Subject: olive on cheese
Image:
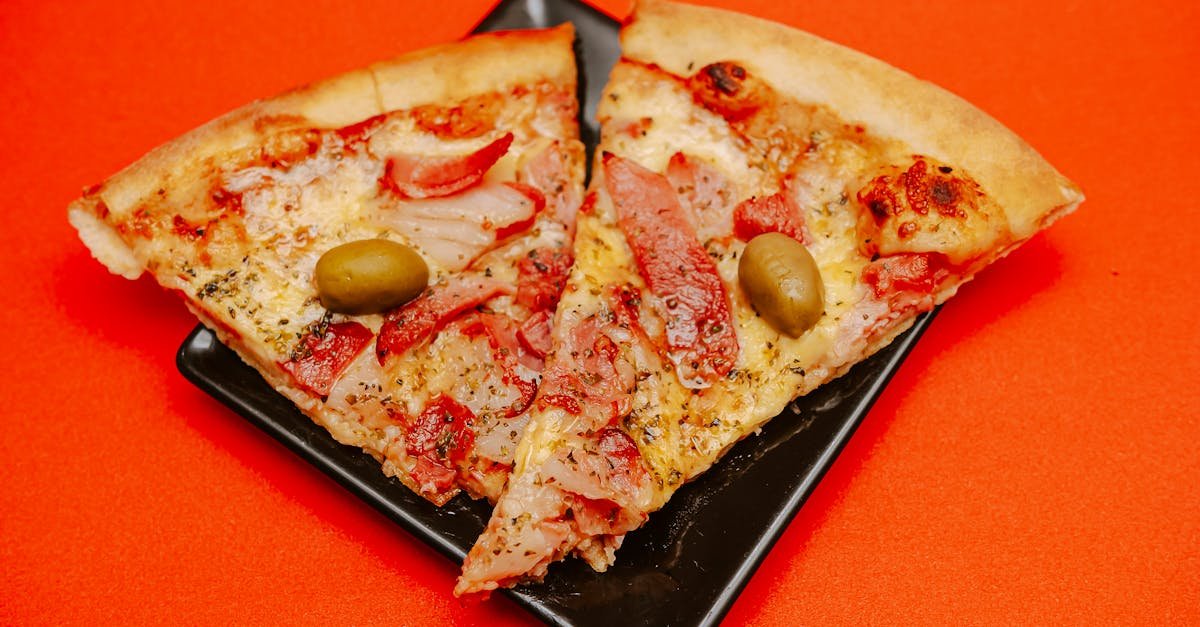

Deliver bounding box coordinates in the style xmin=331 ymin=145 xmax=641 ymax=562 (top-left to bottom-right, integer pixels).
xmin=315 ymin=239 xmax=429 ymax=315
xmin=738 ymin=232 xmax=825 ymax=337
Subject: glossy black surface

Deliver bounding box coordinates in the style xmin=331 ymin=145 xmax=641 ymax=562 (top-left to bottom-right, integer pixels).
xmin=474 ymin=0 xmax=617 ymax=165
xmin=177 ymin=1 xmax=938 ymax=624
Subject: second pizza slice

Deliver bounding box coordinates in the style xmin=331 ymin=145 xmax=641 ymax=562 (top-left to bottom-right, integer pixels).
xmin=456 ymin=0 xmax=1082 ymax=594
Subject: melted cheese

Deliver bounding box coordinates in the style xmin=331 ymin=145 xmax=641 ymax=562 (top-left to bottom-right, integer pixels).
xmin=503 ymin=62 xmax=886 ymax=509
xmin=80 ymin=84 xmax=583 ymax=505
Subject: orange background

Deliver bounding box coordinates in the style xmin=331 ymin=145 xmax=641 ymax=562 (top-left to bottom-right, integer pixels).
xmin=2 ymin=0 xmax=1197 ymax=623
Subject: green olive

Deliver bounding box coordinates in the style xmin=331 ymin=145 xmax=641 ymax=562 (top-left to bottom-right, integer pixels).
xmin=315 ymin=239 xmax=429 ymax=314
xmin=738 ymin=232 xmax=825 ymax=337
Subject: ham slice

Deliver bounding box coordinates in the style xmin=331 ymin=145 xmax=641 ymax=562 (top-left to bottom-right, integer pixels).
xmin=664 ymin=151 xmax=736 ymax=242
xmin=383 ymin=133 xmax=513 ymax=199
xmin=375 ymin=182 xmax=543 ymax=272
xmin=603 ymin=152 xmax=739 ymax=388
xmin=519 ymin=141 xmax=581 ymax=231
xmin=456 ymin=285 xmax=657 ymax=596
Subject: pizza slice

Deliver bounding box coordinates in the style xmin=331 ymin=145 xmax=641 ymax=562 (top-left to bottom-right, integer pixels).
xmin=455 ymin=0 xmax=1083 ymax=594
xmin=68 ymin=26 xmax=585 ymax=506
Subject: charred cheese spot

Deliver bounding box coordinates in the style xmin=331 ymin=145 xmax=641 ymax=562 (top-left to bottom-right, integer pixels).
xmin=705 ymin=62 xmax=745 ymax=94
xmin=686 ymin=61 xmax=767 ymax=123
xmin=855 ymin=156 xmax=1010 ymax=264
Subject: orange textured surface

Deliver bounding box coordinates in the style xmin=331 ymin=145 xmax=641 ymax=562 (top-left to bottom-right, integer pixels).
xmin=2 ymin=0 xmax=1198 ymax=623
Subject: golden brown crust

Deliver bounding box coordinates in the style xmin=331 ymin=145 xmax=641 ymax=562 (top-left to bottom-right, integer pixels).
xmin=73 ymin=25 xmax=577 ymax=224
xmin=622 ymin=0 xmax=1082 ymax=238
xmin=371 ymin=26 xmax=577 ymax=112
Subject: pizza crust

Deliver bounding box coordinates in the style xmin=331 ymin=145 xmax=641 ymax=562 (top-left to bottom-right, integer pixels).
xmin=621 ymin=0 xmax=1083 ymax=239
xmin=71 ymin=25 xmax=576 ymax=231
xmin=66 ymin=208 xmax=142 ymax=279
xmin=372 ymin=27 xmax=577 ymax=112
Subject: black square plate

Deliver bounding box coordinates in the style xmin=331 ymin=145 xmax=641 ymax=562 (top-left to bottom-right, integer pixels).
xmin=177 ymin=1 xmax=937 ymax=624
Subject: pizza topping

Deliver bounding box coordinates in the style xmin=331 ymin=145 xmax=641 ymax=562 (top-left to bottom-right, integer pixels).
xmin=861 ymin=252 xmax=948 ymax=297
xmin=171 ymin=215 xmax=216 ymax=241
xmin=410 ymin=457 xmax=458 ymax=496
xmin=738 ymin=233 xmax=825 ymax=337
xmin=664 ymin=152 xmax=735 ymax=242
xmin=116 ymin=207 xmax=156 ymax=238
xmin=376 ymin=275 xmax=512 ymax=363
xmin=314 ymin=239 xmax=429 ymax=315
xmin=618 ymin=116 xmax=654 ymax=138
xmin=856 ymin=156 xmax=1009 ymax=264
xmin=335 ymin=113 xmax=389 ymax=144
xmin=459 ymin=313 xmax=540 ymax=416
xmin=568 ymin=495 xmax=628 ymax=536
xmin=400 ymin=314 xmax=535 ymax=473
xmin=280 ymin=320 xmax=375 ymax=397
xmin=517 ymin=310 xmax=554 ymax=359
xmin=536 ymin=313 xmax=636 ymax=429
xmin=539 ymin=393 xmax=582 ymax=415
xmin=594 ymin=427 xmax=649 ymax=500
xmin=322 ymin=348 xmax=398 ymax=430
xmin=382 ymin=132 xmax=514 ymax=199
xmin=405 ymin=394 xmax=477 ymax=495
xmin=578 ymin=190 xmax=598 ymax=215
xmin=518 ymin=141 xmax=582 ymax=231
xmin=602 ymin=152 xmax=738 ymax=388
xmin=541 ymin=427 xmax=649 ymax=508
xmin=686 ymin=61 xmax=767 ymax=122
xmin=534 ymin=284 xmax=653 ymax=427
xmin=375 ymin=181 xmax=544 ymax=272
xmin=456 ymin=478 xmax=574 ymax=595
xmin=733 ymin=192 xmax=808 ymax=243
xmin=516 ymin=247 xmax=574 ymax=312
xmin=494 ymin=183 xmax=546 ymax=241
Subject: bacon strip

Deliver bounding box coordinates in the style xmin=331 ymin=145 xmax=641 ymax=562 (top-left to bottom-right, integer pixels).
xmin=601 ymin=152 xmax=738 ymax=387
xmin=376 ymin=275 xmax=512 ymax=364
xmin=405 ymin=394 xmax=476 ymax=495
xmin=494 ymin=183 xmax=546 ymax=241
xmin=383 ymin=133 xmax=513 ymax=199
xmin=335 ymin=113 xmax=388 ymax=144
xmin=516 ymin=246 xmax=573 ymax=312
xmin=280 ymin=321 xmax=374 ymax=396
